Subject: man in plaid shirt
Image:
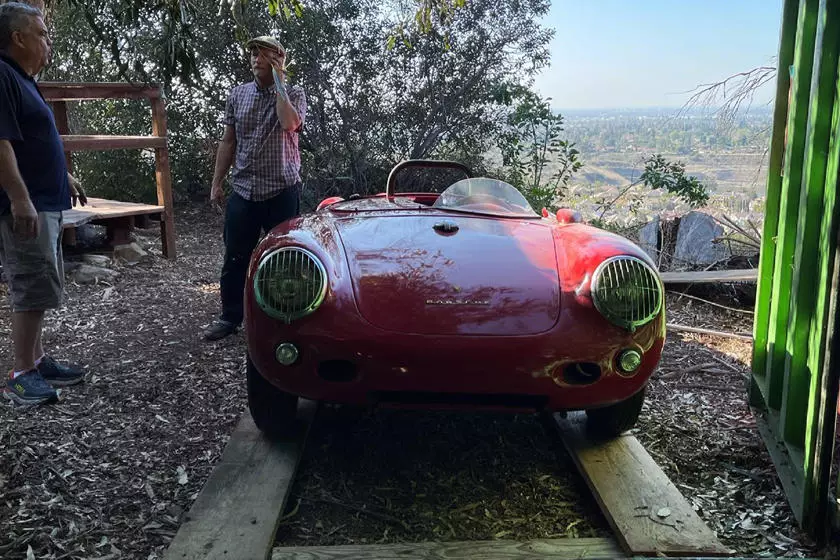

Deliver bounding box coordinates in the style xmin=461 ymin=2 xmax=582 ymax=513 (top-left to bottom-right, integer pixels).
xmin=204 ymin=35 xmax=307 ymax=341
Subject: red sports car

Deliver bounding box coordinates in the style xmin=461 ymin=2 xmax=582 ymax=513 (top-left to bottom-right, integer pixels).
xmin=244 ymin=160 xmax=666 ymax=438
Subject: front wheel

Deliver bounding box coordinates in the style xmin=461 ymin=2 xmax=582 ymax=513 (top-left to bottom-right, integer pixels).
xmin=585 ymin=387 xmax=645 ymax=438
xmin=246 ymin=355 xmax=299 ymax=439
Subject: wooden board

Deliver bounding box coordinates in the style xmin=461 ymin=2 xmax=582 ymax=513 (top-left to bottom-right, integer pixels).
xmin=63 ymin=198 xmax=165 ymax=229
xmin=552 ymin=414 xmax=733 ymax=557
xmin=271 ymin=537 xmax=623 ymax=559
xmin=61 ymin=135 xmax=167 ymax=151
xmin=754 ymin=409 xmax=805 ymax=523
xmin=151 ymin=97 xmax=177 ymax=259
xmin=41 ymin=82 xmax=161 ymax=100
xmin=666 ymin=323 xmax=753 ymax=342
xmin=164 ymin=401 xmax=318 ymax=560
xmin=659 ymin=269 xmax=758 ymax=285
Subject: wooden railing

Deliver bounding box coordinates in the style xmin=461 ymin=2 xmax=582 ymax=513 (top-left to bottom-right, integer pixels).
xmin=40 ymin=82 xmax=177 ymax=259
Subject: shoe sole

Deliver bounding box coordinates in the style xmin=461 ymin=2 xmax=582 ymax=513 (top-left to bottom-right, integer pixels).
xmin=3 ymin=388 xmax=59 ymax=405
xmin=43 ymin=375 xmax=84 ymax=388
xmin=204 ymin=328 xmax=239 ymax=341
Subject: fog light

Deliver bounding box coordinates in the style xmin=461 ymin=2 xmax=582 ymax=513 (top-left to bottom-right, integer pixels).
xmin=618 ymin=349 xmax=642 ymax=374
xmin=276 ymin=343 xmax=299 ymax=366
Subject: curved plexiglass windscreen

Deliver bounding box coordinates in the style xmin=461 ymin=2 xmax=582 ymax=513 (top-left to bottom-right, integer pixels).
xmin=432 ymin=178 xmax=539 ymax=218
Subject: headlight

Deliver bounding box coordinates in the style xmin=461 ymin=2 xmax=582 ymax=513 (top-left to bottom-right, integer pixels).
xmin=591 ymin=256 xmax=663 ymax=331
xmin=254 ymin=247 xmax=327 ymax=323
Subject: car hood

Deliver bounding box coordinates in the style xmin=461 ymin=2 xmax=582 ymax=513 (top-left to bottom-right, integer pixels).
xmin=335 ymin=214 xmax=561 ymax=335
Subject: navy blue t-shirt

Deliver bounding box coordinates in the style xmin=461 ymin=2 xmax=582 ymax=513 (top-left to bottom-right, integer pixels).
xmin=0 ymin=54 xmax=69 ymax=213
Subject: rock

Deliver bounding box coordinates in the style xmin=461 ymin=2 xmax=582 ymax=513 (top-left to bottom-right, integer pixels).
xmin=81 ymin=254 xmax=113 ymax=267
xmin=69 ymin=264 xmax=119 ymax=284
xmin=74 ymin=224 xmax=106 ymax=246
xmin=639 ymin=216 xmax=660 ymax=261
xmin=63 ymin=261 xmax=82 ymax=274
xmin=674 ymin=211 xmax=730 ymax=266
xmin=113 ymin=242 xmax=148 ymax=264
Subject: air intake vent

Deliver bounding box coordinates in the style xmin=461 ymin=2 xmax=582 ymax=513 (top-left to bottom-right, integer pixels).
xmin=591 ymin=256 xmax=662 ymax=331
xmin=254 ymin=247 xmax=327 ymax=323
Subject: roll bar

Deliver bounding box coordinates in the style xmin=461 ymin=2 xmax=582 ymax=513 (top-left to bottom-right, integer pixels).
xmin=385 ymin=159 xmax=473 ymax=198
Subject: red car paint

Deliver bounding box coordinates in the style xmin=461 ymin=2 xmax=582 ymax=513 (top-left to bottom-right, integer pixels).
xmin=244 ymin=186 xmax=665 ymax=413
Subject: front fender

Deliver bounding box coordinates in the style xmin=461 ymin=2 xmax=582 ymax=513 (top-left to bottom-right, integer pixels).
xmin=244 ymin=213 xmax=354 ymax=357
xmin=552 ymin=223 xmax=657 ymax=306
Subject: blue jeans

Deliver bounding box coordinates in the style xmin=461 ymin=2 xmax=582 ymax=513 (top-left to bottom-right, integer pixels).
xmin=220 ymin=186 xmax=300 ymax=325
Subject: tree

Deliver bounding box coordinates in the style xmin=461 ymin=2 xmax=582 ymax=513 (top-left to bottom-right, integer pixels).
xmin=32 ymin=0 xmax=469 ymax=86
xmin=595 ymin=154 xmax=709 ymax=222
xmin=679 ymin=65 xmax=776 ymax=132
xmin=495 ymin=89 xmax=581 ymax=212
xmin=42 ymin=0 xmax=553 ymax=206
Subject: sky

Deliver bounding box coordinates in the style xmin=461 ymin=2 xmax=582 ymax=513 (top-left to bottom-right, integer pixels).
xmin=532 ymin=0 xmax=784 ymax=110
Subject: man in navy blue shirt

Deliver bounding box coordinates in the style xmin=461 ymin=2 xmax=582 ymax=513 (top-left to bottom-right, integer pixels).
xmin=0 ymin=2 xmax=86 ymax=405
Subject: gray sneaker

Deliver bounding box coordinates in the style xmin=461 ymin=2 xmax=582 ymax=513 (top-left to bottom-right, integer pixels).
xmin=5 ymin=369 xmax=59 ymax=405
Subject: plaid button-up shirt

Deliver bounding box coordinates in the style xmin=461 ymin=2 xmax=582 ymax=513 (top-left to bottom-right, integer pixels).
xmin=223 ymin=81 xmax=307 ymax=201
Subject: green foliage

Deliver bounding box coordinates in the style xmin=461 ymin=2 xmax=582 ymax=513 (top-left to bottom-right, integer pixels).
xmin=43 ymin=0 xmax=247 ymax=202
xmin=51 ymin=0 xmax=201 ymax=85
xmin=57 ymin=97 xmax=159 ymax=202
xmin=43 ymin=0 xmax=468 ymax=84
xmin=595 ymin=154 xmax=710 ymax=221
xmin=72 ymin=151 xmax=157 ymax=202
xmin=639 ymin=154 xmax=709 ymax=206
xmin=265 ymin=0 xmax=304 ymax=19
xmin=495 ymin=89 xmax=582 ymax=212
xmin=386 ymin=0 xmax=467 ymax=51
xmin=45 ymin=0 xmax=553 ymax=204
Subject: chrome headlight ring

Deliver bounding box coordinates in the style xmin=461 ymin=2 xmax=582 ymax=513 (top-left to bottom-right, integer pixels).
xmin=253 ymin=247 xmax=328 ymax=323
xmin=591 ymin=255 xmax=663 ymax=332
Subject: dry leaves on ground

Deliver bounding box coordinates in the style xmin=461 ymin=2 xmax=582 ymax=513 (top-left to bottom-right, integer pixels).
xmin=0 ymin=205 xmax=829 ymax=558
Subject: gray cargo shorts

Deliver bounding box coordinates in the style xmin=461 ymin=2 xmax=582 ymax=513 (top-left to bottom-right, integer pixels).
xmin=0 ymin=211 xmax=65 ymax=312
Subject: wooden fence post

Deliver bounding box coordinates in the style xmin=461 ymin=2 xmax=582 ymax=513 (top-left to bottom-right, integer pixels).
xmin=52 ymin=100 xmax=78 ymax=246
xmin=151 ymin=95 xmax=177 ymax=259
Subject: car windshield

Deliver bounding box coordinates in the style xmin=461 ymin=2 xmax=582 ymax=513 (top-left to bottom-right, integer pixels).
xmin=432 ymin=178 xmax=539 ymax=218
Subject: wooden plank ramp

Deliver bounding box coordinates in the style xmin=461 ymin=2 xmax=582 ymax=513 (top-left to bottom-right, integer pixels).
xmin=271 ymin=537 xmax=623 ymax=559
xmin=660 ymin=269 xmax=757 ymax=285
xmin=164 ymin=401 xmax=318 ymax=560
xmin=550 ymin=413 xmax=734 ymax=557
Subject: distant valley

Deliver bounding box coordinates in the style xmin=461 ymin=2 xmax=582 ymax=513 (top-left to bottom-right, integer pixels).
xmin=553 ymin=107 xmax=773 ymax=224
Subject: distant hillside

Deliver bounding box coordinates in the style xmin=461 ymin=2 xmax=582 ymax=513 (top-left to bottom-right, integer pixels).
xmin=536 ymin=107 xmax=773 ymax=224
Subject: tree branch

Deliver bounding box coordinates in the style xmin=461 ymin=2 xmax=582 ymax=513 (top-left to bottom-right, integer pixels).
xmin=676 ymin=65 xmax=777 ymax=131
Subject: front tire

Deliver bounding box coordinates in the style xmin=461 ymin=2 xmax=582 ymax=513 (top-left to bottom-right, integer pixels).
xmin=246 ymin=355 xmax=299 ymax=439
xmin=586 ymin=387 xmax=645 ymax=438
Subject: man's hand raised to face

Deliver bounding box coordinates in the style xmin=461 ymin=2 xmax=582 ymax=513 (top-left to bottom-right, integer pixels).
xmin=264 ymin=49 xmax=286 ymax=75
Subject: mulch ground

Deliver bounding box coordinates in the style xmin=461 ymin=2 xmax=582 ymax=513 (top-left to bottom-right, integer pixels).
xmin=0 ymin=204 xmax=831 ymax=559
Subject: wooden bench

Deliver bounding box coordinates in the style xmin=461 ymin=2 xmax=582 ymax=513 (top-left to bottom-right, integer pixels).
xmin=41 ymin=82 xmax=177 ymax=258
xmin=62 ymin=197 xmax=166 ymax=246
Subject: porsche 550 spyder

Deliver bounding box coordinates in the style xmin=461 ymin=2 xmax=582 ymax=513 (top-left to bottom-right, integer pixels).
xmin=244 ymin=160 xmax=666 ymax=438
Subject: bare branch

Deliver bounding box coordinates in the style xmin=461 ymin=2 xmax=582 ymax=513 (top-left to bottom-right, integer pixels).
xmin=676 ymin=65 xmax=777 ymax=131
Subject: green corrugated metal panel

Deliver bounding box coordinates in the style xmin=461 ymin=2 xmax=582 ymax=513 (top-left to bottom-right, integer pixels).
xmin=801 ymin=0 xmax=840 ymax=532
xmin=781 ymin=0 xmax=840 ymax=448
xmin=764 ymin=0 xmax=819 ymax=412
xmin=751 ymin=0 xmax=840 ymax=542
xmin=752 ymin=0 xmax=802 ymax=388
